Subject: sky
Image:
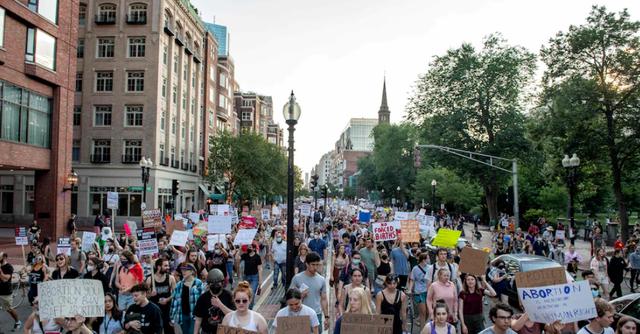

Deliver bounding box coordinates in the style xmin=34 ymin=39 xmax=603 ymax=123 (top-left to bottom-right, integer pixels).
xmin=191 ymin=0 xmax=640 ymax=175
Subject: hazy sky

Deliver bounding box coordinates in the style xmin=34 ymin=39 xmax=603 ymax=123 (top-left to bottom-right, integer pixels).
xmin=191 ymin=0 xmax=640 ymax=175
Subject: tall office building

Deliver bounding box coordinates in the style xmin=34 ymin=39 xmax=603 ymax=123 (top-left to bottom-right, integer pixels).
xmin=0 ymin=0 xmax=78 ymax=237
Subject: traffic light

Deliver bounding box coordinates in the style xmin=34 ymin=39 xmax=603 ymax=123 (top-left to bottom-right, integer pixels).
xmin=310 ymin=174 xmax=319 ymax=190
xmin=414 ymin=147 xmax=422 ymax=168
xmin=321 ymin=185 xmax=328 ymax=199
xmin=171 ymin=179 xmax=180 ymax=197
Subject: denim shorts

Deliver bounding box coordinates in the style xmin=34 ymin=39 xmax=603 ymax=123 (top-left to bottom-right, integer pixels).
xmin=413 ymin=292 xmax=427 ymax=304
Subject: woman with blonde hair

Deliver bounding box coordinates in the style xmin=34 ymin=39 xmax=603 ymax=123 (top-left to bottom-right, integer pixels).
xmin=221 ymin=281 xmax=268 ymax=334
xmin=333 ymin=287 xmax=373 ymax=334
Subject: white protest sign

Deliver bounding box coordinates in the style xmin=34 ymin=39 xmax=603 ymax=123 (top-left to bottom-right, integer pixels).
xmin=169 ymin=230 xmax=189 ymax=247
xmin=518 ymin=280 xmax=596 ymax=324
xmin=418 ymin=208 xmax=426 ymax=216
xmin=217 ymin=204 xmax=231 ymax=216
xmin=208 ymin=215 xmax=233 ymax=234
xmin=106 ymin=192 xmax=118 ymax=209
xmin=189 ymin=212 xmax=200 ymax=223
xmin=300 ymin=204 xmax=312 ymax=217
xmin=138 ymin=238 xmax=159 ymax=256
xmin=272 ymin=206 xmax=281 ymax=216
xmin=233 ymin=229 xmax=258 ymax=245
xmin=174 ymin=214 xmax=184 ymax=221
xmin=38 ymin=279 xmax=105 ymax=319
xmin=556 ymin=230 xmax=565 ymax=240
xmin=81 ymin=232 xmax=97 ymax=252
xmin=394 ymin=212 xmax=410 ymax=221
xmin=261 ymin=209 xmax=270 ymax=220
xmin=372 ymin=222 xmax=398 ymax=241
xmin=207 ymin=234 xmax=228 ymax=251
xmin=15 ymin=237 xmax=28 ymax=246
xmin=57 ymin=237 xmax=71 ymax=255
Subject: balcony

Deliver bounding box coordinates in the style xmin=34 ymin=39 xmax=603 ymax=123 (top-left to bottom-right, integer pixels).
xmin=216 ymin=109 xmax=229 ymax=121
xmin=159 ymin=157 xmax=169 ymax=166
xmin=190 ymin=165 xmax=197 ymax=173
xmin=193 ymin=53 xmax=202 ymax=64
xmin=90 ymin=154 xmax=110 ymax=163
xmin=171 ymin=160 xmax=180 ymax=168
xmin=122 ymin=154 xmax=141 ymax=164
xmin=95 ymin=15 xmax=116 ymax=25
xmin=126 ymin=14 xmax=147 ymax=24
xmin=163 ymin=23 xmax=175 ymax=36
xmin=181 ymin=162 xmax=189 ymax=171
xmin=175 ymin=33 xmax=184 ymax=47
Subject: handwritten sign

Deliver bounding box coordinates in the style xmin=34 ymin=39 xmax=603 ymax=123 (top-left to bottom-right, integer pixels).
xmin=207 ymin=234 xmax=227 ymax=251
xmin=341 ymin=313 xmax=393 ymax=334
xmin=372 ymin=222 xmax=397 ymax=242
xmin=233 ymin=229 xmax=258 ymax=246
xmin=261 ymin=209 xmax=270 ymax=220
xmin=169 ymin=230 xmax=189 ymax=247
xmin=38 ymin=279 xmax=105 ymax=319
xmin=459 ymin=247 xmax=489 ymax=276
xmin=238 ymin=216 xmax=257 ymax=229
xmin=300 ymin=204 xmax=312 ymax=217
xmin=106 ymin=192 xmax=118 ymax=209
xmin=275 ymin=316 xmax=311 ymax=334
xmin=518 ymin=280 xmax=596 ymax=324
xmin=515 ymin=267 xmax=567 ymax=288
xmin=189 ymin=212 xmax=200 ymax=223
xmin=57 ymin=237 xmax=71 ymax=255
xmin=142 ymin=209 xmax=162 ymax=228
xmin=400 ymin=220 xmax=420 ymax=243
xmin=272 ymin=206 xmax=281 ymax=216
xmin=208 ymin=215 xmax=233 ymax=234
xmin=81 ymin=232 xmax=96 ymax=252
xmin=394 ymin=212 xmax=410 ymax=221
xmin=216 ymin=325 xmax=258 ymax=334
xmin=431 ymin=229 xmax=461 ymax=249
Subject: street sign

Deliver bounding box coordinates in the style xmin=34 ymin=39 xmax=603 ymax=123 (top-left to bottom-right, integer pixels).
xmin=107 ymin=192 xmax=118 ymax=209
xmin=128 ymin=186 xmax=152 ymax=192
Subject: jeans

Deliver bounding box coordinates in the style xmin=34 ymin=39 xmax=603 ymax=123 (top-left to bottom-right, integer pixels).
xmin=181 ymin=314 xmax=194 ymax=334
xmin=317 ymin=313 xmax=323 ymax=331
xmin=226 ymin=261 xmax=234 ymax=285
xmin=118 ymin=293 xmax=134 ymax=311
xmin=273 ymin=262 xmax=286 ymax=288
xmin=245 ymin=274 xmax=259 ymax=309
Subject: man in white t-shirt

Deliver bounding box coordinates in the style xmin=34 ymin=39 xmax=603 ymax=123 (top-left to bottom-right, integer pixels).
xmin=271 ymin=231 xmax=287 ymax=291
xmin=273 ymin=288 xmax=319 ymax=334
xmin=479 ymin=303 xmax=517 ymax=334
xmin=576 ymin=298 xmax=615 ymax=334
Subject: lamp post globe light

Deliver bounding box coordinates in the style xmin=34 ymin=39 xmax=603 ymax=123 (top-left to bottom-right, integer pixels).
xmin=283 ymin=91 xmax=301 ymax=288
xmin=139 ymin=157 xmax=153 ymax=211
xmin=562 ymin=153 xmax=580 ymax=242
xmin=431 ymin=179 xmax=437 ymax=215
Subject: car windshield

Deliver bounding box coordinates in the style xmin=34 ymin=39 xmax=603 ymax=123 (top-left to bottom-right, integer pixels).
xmin=622 ymin=297 xmax=640 ymax=320
xmin=522 ymin=261 xmax=559 ymax=272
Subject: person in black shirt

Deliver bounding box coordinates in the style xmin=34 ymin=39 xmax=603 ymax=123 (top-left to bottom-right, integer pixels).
xmin=235 ymin=245 xmax=262 ymax=309
xmin=83 ymin=258 xmax=109 ymax=294
xmin=0 ymin=252 xmax=21 ymax=329
xmin=52 ymin=254 xmax=80 ymax=280
xmin=124 ymin=284 xmax=163 ymax=334
xmin=194 ymin=269 xmax=235 ymax=334
xmin=146 ymin=258 xmax=175 ymax=334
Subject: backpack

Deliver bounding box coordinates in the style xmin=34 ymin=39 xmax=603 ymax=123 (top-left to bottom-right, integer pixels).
xmin=431 ymin=262 xmax=453 ymax=282
xmin=313 ymin=212 xmax=322 ymax=223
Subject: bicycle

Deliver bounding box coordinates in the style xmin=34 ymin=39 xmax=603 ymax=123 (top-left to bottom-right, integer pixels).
xmin=9 ymin=270 xmax=28 ymax=309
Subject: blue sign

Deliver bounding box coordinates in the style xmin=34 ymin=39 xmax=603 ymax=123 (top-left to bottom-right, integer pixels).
xmin=358 ymin=210 xmax=371 ymax=223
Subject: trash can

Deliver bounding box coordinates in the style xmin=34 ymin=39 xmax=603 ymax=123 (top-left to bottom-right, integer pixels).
xmin=606 ymin=223 xmax=619 ymax=246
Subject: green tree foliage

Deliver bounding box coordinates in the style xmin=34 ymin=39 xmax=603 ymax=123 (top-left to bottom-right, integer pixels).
xmin=413 ymin=168 xmax=482 ymax=214
xmin=407 ymin=33 xmax=536 ymax=222
xmin=537 ymin=6 xmax=640 ymax=240
xmin=206 ymin=131 xmax=288 ymax=203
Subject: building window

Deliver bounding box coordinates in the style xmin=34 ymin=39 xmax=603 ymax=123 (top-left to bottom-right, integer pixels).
xmin=25 ymin=28 xmax=56 ymax=70
xmin=78 ymin=3 xmax=86 ymax=25
xmin=72 ymin=139 xmax=80 ymax=161
xmin=94 ymin=105 xmax=112 ymax=126
xmin=242 ymin=111 xmax=252 ymax=121
xmin=95 ymin=71 xmax=113 ymax=92
xmin=183 ymin=62 xmax=188 ymax=81
xmin=128 ymin=3 xmax=147 ymax=22
xmin=218 ymin=94 xmax=227 ymax=109
xmin=163 ymin=46 xmax=168 ymax=65
xmin=182 ymin=93 xmax=186 ymax=110
xmin=0 ymin=186 xmax=13 ymax=214
xmin=126 ymin=71 xmax=144 ymax=92
xmin=0 ymin=8 xmax=4 ymax=47
xmin=73 ymin=106 xmax=81 ymax=126
xmin=75 ymin=73 xmax=83 ymax=91
xmin=125 ymin=105 xmax=143 ymax=126
xmin=208 ymin=110 xmax=214 ymax=127
xmin=92 ymin=140 xmax=111 ymax=162
xmin=124 ymin=139 xmax=142 ymax=161
xmin=220 ymin=72 xmax=227 ymax=89
xmin=97 ymin=37 xmax=115 ymax=58
xmin=128 ymin=37 xmax=145 ymax=57
xmin=191 ymin=100 xmax=195 ymax=115
xmin=189 ymin=126 xmax=194 ymax=142
xmin=0 ymin=82 xmax=52 ymax=148
xmin=160 ymin=110 xmax=165 ymax=130
xmin=77 ymin=38 xmax=84 ymax=58
xmin=172 ymin=85 xmax=177 ymax=104
xmin=170 ymin=146 xmax=175 ymax=161
xmin=162 ymin=78 xmax=167 ymax=98
xmin=28 ymin=0 xmax=58 ymax=24
xmin=173 ymin=53 xmax=178 ymax=73
xmin=181 ymin=121 xmax=185 ymax=139
xmin=97 ymin=4 xmax=116 ymax=23
xmin=171 ymin=116 xmax=176 ymax=134
xmin=208 ymin=87 xmax=215 ymax=103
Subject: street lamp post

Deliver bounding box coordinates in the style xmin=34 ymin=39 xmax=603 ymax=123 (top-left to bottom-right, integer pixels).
xmin=431 ymin=179 xmax=437 ymax=215
xmin=396 ymin=186 xmax=401 ymax=208
xmin=562 ymin=153 xmax=580 ymax=243
xmin=283 ymin=91 xmax=301 ymax=288
xmin=139 ymin=157 xmax=153 ymax=210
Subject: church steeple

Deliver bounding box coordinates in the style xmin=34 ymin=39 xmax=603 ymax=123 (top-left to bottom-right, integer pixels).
xmin=378 ymin=77 xmax=390 ymax=124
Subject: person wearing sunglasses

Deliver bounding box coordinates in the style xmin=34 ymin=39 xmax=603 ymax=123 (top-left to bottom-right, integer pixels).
xmin=221 ymin=281 xmax=267 ymax=334
xmin=274 ymin=288 xmax=319 ymax=334
xmin=27 ymin=255 xmax=49 ymax=304
xmin=169 ymin=263 xmax=204 ymax=334
xmin=62 ymin=315 xmax=92 ymax=334
xmin=51 ymin=254 xmax=80 ymax=280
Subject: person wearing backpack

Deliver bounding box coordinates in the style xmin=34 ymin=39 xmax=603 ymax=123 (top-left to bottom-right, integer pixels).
xmin=427 ymin=248 xmax=460 ymax=291
xmin=408 ymin=253 xmax=430 ymax=329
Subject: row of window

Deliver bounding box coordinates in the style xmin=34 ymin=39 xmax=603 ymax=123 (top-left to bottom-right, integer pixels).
xmin=0 ymin=81 xmax=52 ymax=148
xmin=74 ymin=70 xmax=145 ymax=93
xmin=78 ymin=36 xmax=146 ymax=59
xmin=79 ymin=3 xmax=147 ymax=26
xmin=0 ymin=8 xmax=57 ymax=71
xmin=73 ymin=105 xmax=143 ymax=127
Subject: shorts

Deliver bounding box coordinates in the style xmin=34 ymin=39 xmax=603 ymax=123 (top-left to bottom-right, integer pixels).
xmin=413 ymin=292 xmax=427 ymax=304
xmin=0 ymin=294 xmax=13 ymax=309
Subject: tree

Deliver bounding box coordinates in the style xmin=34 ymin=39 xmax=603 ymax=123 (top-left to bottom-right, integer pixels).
xmin=539 ymin=6 xmax=640 ymax=240
xmin=413 ymin=167 xmax=482 ymax=214
xmin=407 ymin=33 xmax=536 ymax=223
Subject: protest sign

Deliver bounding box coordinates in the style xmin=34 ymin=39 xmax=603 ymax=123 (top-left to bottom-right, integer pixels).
xmin=272 ymin=206 xmax=281 ymax=216
xmin=81 ymin=232 xmax=96 ymax=252
xmin=516 ymin=267 xmax=567 ymax=288
xmin=142 ymin=209 xmax=162 ymax=228
xmin=341 ymin=313 xmax=393 ymax=334
xmin=126 ymin=220 xmax=137 ymax=236
xmin=358 ymin=210 xmax=371 ymax=223
xmin=15 ymin=236 xmax=28 ymax=246
xmin=418 ymin=208 xmax=426 ymax=216
xmin=400 ymin=220 xmax=420 ymax=243
xmin=174 ymin=213 xmax=184 ymax=221
xmin=217 ymin=204 xmax=231 ymax=216
xmin=459 ymin=247 xmax=489 ymax=276
xmin=207 ymin=234 xmax=227 ymax=251
xmin=518 ymin=280 xmax=596 ymax=324
xmin=431 ymin=229 xmax=461 ymax=249
xmin=394 ymin=211 xmax=410 ymax=221
xmin=136 ymin=228 xmax=158 ymax=256
xmin=238 ymin=216 xmax=257 ymax=229
xmin=38 ymin=279 xmax=105 ymax=319
xmin=15 ymin=227 xmax=28 ymax=246
xmin=233 ymin=229 xmax=258 ymax=245
xmin=208 ymin=215 xmax=233 ymax=234
xmin=169 ymin=230 xmax=189 ymax=247
xmin=193 ymin=222 xmax=208 ymax=236
xmin=275 ymin=316 xmax=311 ymax=334
xmin=372 ymin=222 xmax=397 ymax=242
xmin=300 ymin=204 xmax=312 ymax=217
xmin=106 ymin=192 xmax=118 ymax=209
xmin=216 ymin=325 xmax=258 ymax=334
xmin=57 ymin=237 xmax=71 ymax=255
xmin=189 ymin=212 xmax=200 ymax=223
xmin=167 ymin=219 xmax=185 ymax=235
xmin=261 ymin=209 xmax=270 ymax=220
xmin=556 ymin=230 xmax=565 ymax=240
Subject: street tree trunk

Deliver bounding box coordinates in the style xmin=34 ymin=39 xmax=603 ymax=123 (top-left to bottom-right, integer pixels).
xmin=604 ymin=110 xmax=630 ymax=241
xmin=484 ymin=183 xmax=499 ymax=225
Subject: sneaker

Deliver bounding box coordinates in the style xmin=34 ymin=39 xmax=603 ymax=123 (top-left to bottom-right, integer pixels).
xmin=14 ymin=321 xmax=22 ymax=330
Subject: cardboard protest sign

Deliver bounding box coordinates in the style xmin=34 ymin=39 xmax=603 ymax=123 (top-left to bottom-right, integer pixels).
xmin=275 ymin=316 xmax=311 ymax=334
xmin=15 ymin=227 xmax=27 ymax=246
xmin=300 ymin=204 xmax=312 ymax=217
xmin=358 ymin=210 xmax=371 ymax=223
xmin=207 ymin=234 xmax=227 ymax=251
xmin=169 ymin=230 xmax=189 ymax=247
xmin=208 ymin=215 xmax=233 ymax=234
xmin=459 ymin=247 xmax=489 ymax=276
xmin=57 ymin=237 xmax=71 ymax=255
xmin=431 ymin=229 xmax=461 ymax=248
xmin=372 ymin=222 xmax=398 ymax=242
xmin=261 ymin=209 xmax=270 ymax=220
xmin=216 ymin=325 xmax=258 ymax=334
xmin=38 ymin=279 xmax=105 ymax=319
xmin=167 ymin=219 xmax=185 ymax=235
xmin=518 ymin=280 xmax=596 ymax=324
xmin=341 ymin=313 xmax=394 ymax=334
xmin=400 ymin=220 xmax=420 ymax=243
xmin=189 ymin=212 xmax=200 ymax=223
xmin=81 ymin=232 xmax=97 ymax=252
xmin=515 ymin=267 xmax=567 ymax=288
xmin=233 ymin=229 xmax=258 ymax=245
xmin=556 ymin=230 xmax=565 ymax=240
xmin=142 ymin=209 xmax=162 ymax=228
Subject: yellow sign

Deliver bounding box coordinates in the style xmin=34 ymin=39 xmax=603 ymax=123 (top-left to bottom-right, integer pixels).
xmin=431 ymin=228 xmax=461 ymax=248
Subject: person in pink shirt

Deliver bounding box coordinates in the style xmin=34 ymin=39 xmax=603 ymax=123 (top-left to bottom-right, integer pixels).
xmin=427 ymin=268 xmax=458 ymax=324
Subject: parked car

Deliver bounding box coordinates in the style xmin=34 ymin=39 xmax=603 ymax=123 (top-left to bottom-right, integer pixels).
xmin=490 ymin=254 xmax=574 ymax=310
xmin=610 ymin=293 xmax=640 ymax=326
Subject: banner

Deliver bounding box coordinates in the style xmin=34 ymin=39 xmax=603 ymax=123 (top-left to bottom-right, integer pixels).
xmin=431 ymin=229 xmax=461 ymax=248
xmin=81 ymin=232 xmax=96 ymax=252
xmin=142 ymin=209 xmax=163 ymax=228
xmin=372 ymin=222 xmax=397 ymax=242
xmin=169 ymin=230 xmax=189 ymax=247
xmin=38 ymin=279 xmax=105 ymax=319
xmin=518 ymin=281 xmax=596 ymax=324
xmin=137 ymin=228 xmax=158 ymax=256
xmin=208 ymin=215 xmax=233 ymax=234
xmin=233 ymin=229 xmax=258 ymax=245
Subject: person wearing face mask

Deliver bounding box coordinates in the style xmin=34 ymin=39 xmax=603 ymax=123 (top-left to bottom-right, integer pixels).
xmin=271 ymin=232 xmax=287 ymax=293
xmin=308 ymin=230 xmax=328 ymax=262
xmin=235 ymin=244 xmax=262 ymax=309
xmin=193 ymin=269 xmax=235 ymax=334
xmin=27 ymin=255 xmax=48 ymax=304
xmin=114 ymin=250 xmax=144 ymax=310
xmin=146 ymin=258 xmax=176 ymax=334
xmin=207 ymin=243 xmax=228 ymax=284
xmin=488 ymin=260 xmax=511 ymax=305
xmin=83 ymin=258 xmax=109 ymax=294
xmin=375 ymin=248 xmax=393 ymax=294
xmin=532 ymin=235 xmax=548 ymax=257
